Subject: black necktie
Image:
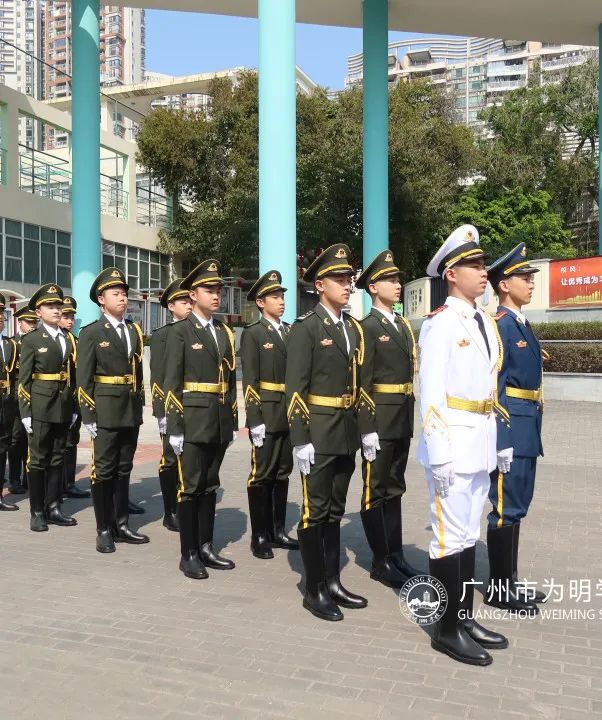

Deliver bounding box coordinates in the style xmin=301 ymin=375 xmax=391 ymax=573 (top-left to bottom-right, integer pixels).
xmin=474 ymin=312 xmax=491 ymax=359
xmin=55 ymin=334 xmax=64 ymax=359
xmin=117 ymin=323 xmax=129 ymax=356
xmin=205 ymin=323 xmax=218 ymax=351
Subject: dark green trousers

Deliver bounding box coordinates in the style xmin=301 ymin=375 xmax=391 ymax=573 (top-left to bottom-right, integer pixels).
xmin=28 ymin=420 xmax=68 ymax=471
xmin=361 ymin=436 xmax=410 ymax=511
xmin=298 ymin=453 xmax=355 ymax=529
xmin=247 ymin=431 xmax=293 ymax=488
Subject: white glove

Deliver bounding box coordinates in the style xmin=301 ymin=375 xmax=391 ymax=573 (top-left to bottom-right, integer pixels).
xmin=84 ymin=422 xmax=97 ymax=439
xmin=361 ymin=432 xmax=380 ymax=462
xmin=169 ymin=434 xmax=184 ymax=456
xmin=295 ymin=443 xmax=315 ymax=476
xmin=70 ymin=413 xmax=78 ymax=429
xmin=431 ymin=462 xmax=455 ymax=498
xmin=497 ymin=447 xmax=513 ymax=474
xmin=158 ymin=416 xmax=167 ymax=435
xmin=21 ymin=417 xmax=33 ymax=435
xmin=250 ymin=424 xmax=266 ymax=448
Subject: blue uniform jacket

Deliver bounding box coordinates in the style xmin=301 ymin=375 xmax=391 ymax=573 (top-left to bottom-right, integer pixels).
xmin=495 ymin=306 xmax=543 ymax=458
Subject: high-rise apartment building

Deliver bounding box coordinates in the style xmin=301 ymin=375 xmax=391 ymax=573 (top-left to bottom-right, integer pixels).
xmin=346 ymin=37 xmax=598 ymax=127
xmin=43 ymin=2 xmax=145 ymax=147
xmin=0 ymin=0 xmax=43 ymax=146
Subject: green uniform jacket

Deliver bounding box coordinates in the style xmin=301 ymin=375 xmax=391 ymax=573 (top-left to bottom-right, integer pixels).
xmin=0 ymin=336 xmax=19 ymax=431
xmin=149 ymin=322 xmax=172 ymax=419
xmin=357 ymin=308 xmax=416 ymax=440
xmin=18 ymin=327 xmax=76 ymax=424
xmin=163 ymin=315 xmax=238 ymax=444
xmin=240 ymin=316 xmax=289 ymax=433
xmin=285 ymin=304 xmax=363 ymax=456
xmin=76 ymin=318 xmax=145 ymax=429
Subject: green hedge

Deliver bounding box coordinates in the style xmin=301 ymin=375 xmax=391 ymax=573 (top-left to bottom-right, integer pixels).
xmin=532 ymin=321 xmax=602 ymax=340
xmin=542 ymin=342 xmax=602 ymax=374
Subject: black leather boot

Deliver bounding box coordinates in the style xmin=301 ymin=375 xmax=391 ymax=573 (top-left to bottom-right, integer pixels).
xmin=198 ymin=492 xmax=235 ymax=569
xmin=0 ymin=453 xmax=18 ymax=511
xmin=272 ymin=480 xmax=299 ymax=549
xmin=64 ymin=446 xmax=90 ymax=498
xmin=485 ymin=526 xmax=538 ymax=615
xmin=46 ymin=466 xmax=77 ymax=526
xmin=159 ymin=468 xmax=179 ymax=532
xmin=361 ymin=504 xmax=408 ymax=588
xmin=297 ymin=523 xmax=343 ymax=621
xmin=460 ymin=546 xmax=508 ymax=649
xmin=512 ymin=522 xmax=546 ymax=603
xmin=113 ymin=475 xmax=149 ymax=544
xmin=247 ymin=484 xmax=274 ymax=559
xmin=383 ymin=496 xmax=421 ymax=578
xmin=324 ymin=521 xmax=368 ymax=609
xmin=178 ymin=498 xmax=208 ymax=579
xmin=128 ymin=500 xmax=145 ymax=515
xmin=7 ymin=446 xmax=25 ymax=494
xmin=430 ymin=553 xmax=493 ymax=666
xmin=91 ymin=482 xmax=115 ymax=553
xmin=28 ymin=469 xmax=48 ymax=532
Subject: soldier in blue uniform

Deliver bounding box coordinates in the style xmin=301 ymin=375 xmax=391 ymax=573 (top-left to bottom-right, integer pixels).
xmin=486 ymin=243 xmax=545 ymax=616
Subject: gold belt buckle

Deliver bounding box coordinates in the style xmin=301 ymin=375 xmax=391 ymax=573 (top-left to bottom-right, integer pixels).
xmin=342 ymin=394 xmax=353 ymax=409
xmin=124 ymin=374 xmax=133 ymax=384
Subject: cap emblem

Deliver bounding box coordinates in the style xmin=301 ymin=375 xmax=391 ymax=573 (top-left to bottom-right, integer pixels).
xmin=48 ymin=286 xmax=57 ymax=294
xmin=335 ymin=248 xmax=347 ymax=259
xmin=111 ymin=270 xmax=120 ymax=278
xmin=207 ymin=262 xmax=218 ymax=272
xmin=520 ymin=246 xmax=527 ymax=257
xmin=385 ymin=252 xmax=393 ymax=262
xmin=268 ymin=272 xmax=278 ymax=281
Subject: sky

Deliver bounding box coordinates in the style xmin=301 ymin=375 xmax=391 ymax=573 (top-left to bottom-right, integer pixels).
xmin=145 ymin=11 xmax=440 ymax=90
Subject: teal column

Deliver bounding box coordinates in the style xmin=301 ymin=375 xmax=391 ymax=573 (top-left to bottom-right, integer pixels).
xmin=71 ymin=0 xmax=100 ymax=327
xmin=258 ymin=0 xmax=297 ymax=322
xmin=362 ymin=0 xmax=389 ymax=311
xmin=599 ymin=25 xmax=602 ymax=255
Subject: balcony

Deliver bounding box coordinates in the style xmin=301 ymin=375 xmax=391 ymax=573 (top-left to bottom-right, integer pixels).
xmin=541 ymin=55 xmax=584 ymax=71
xmin=487 ymin=78 xmax=527 ymax=92
xmin=486 ymin=63 xmax=527 ymax=78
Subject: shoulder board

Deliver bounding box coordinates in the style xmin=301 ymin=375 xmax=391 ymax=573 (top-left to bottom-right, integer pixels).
xmin=494 ymin=311 xmax=507 ymax=321
xmin=79 ymin=319 xmax=100 ymax=332
xmin=244 ymin=320 xmax=260 ymax=328
xmin=425 ymin=304 xmax=448 ymax=318
xmin=282 ymin=321 xmax=291 ymax=328
xmin=295 ymin=311 xmax=315 ymax=323
xmin=153 ymin=322 xmax=172 ymax=334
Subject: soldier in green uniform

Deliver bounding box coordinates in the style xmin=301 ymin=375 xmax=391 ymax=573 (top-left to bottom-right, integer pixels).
xmin=18 ymin=284 xmax=78 ymax=531
xmin=0 ymin=294 xmax=20 ymax=511
xmin=240 ymin=270 xmax=298 ymax=559
xmin=164 ymin=259 xmax=238 ymax=580
xmin=7 ymin=306 xmax=38 ymax=495
xmin=355 ymin=251 xmax=421 ymax=587
xmin=59 ymin=296 xmax=90 ymax=500
xmin=77 ymin=268 xmax=148 ymax=553
xmin=285 ymin=243 xmax=367 ymax=622
xmin=150 ymin=278 xmax=192 ymax=532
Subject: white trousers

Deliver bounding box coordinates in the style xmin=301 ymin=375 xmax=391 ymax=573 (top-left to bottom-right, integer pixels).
xmin=425 ymin=468 xmax=490 ymax=559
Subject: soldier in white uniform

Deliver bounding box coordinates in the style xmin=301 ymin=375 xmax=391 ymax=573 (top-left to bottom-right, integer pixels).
xmin=418 ymin=225 xmax=509 ymax=666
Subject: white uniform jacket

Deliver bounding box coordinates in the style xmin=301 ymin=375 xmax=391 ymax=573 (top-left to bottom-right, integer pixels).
xmin=417 ymin=295 xmax=501 ymax=475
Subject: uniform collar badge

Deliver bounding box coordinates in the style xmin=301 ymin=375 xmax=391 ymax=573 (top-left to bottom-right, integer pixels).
xmin=457 ymin=338 xmax=470 ymax=347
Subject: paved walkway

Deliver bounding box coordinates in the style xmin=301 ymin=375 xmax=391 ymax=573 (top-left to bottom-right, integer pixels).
xmin=1 ymin=399 xmax=601 ymax=720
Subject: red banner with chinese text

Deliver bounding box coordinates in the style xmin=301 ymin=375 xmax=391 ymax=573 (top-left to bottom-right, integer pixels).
xmin=549 ymin=256 xmax=602 ymax=308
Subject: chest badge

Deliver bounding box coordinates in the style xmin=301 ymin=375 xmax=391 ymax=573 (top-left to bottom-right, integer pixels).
xmin=263 ymin=342 xmax=274 ymax=350
xmin=37 ymin=347 xmax=48 ymax=353
xmin=99 ymin=341 xmax=110 ymax=348
xmin=191 ymin=343 xmax=203 ymax=350
xmin=378 ymin=335 xmax=390 ymax=343
xmin=320 ymin=338 xmax=333 ymax=347
xmin=457 ymin=338 xmax=470 ymax=348
xmin=516 ymin=340 xmax=528 ymax=348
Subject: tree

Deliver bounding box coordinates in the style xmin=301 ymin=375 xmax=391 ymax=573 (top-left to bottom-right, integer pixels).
xmin=451 ymin=185 xmax=575 ymax=260
xmin=135 ymin=74 xmax=476 ymax=278
xmin=477 ymin=58 xmax=599 ymax=231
